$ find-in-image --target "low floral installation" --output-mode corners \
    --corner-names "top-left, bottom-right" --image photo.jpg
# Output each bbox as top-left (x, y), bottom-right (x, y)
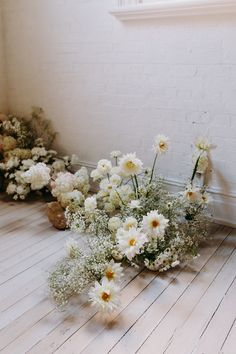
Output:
top-left (0, 108), bottom-right (89, 201)
top-left (49, 135), bottom-right (213, 314)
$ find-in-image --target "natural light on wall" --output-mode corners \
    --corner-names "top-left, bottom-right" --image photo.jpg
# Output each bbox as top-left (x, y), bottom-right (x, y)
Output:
top-left (111, 0), bottom-right (236, 20)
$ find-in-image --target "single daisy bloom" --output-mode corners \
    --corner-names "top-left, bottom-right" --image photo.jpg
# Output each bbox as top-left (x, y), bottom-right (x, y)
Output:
top-left (195, 137), bottom-right (211, 152)
top-left (117, 227), bottom-right (148, 261)
top-left (97, 159), bottom-right (112, 175)
top-left (84, 196), bottom-right (97, 212)
top-left (99, 178), bottom-right (114, 192)
top-left (142, 210), bottom-right (169, 237)
top-left (88, 278), bottom-right (121, 313)
top-left (153, 135), bottom-right (170, 154)
top-left (110, 174), bottom-right (122, 187)
top-left (104, 260), bottom-right (123, 282)
top-left (118, 153), bottom-right (143, 177)
top-left (184, 185), bottom-right (201, 203)
top-left (200, 192), bottom-right (211, 204)
top-left (123, 216), bottom-right (138, 231)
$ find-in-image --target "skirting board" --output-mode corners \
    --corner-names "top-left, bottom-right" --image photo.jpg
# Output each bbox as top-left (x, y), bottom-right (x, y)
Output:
top-left (79, 160), bottom-right (236, 228)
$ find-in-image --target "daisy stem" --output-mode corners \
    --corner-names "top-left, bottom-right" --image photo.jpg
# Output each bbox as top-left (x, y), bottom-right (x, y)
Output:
top-left (131, 176), bottom-right (138, 198)
top-left (115, 189), bottom-right (126, 206)
top-left (134, 174), bottom-right (140, 198)
top-left (149, 153), bottom-right (158, 184)
top-left (191, 152), bottom-right (203, 184)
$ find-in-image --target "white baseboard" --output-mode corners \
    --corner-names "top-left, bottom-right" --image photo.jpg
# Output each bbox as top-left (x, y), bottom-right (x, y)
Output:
top-left (79, 160), bottom-right (236, 228)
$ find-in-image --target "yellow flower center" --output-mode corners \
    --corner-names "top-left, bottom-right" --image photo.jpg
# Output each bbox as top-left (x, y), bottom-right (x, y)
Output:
top-left (126, 160), bottom-right (135, 169)
top-left (105, 270), bottom-right (115, 281)
top-left (159, 142), bottom-right (165, 149)
top-left (129, 238), bottom-right (136, 246)
top-left (188, 191), bottom-right (193, 197)
top-left (152, 220), bottom-right (159, 228)
top-left (101, 291), bottom-right (111, 302)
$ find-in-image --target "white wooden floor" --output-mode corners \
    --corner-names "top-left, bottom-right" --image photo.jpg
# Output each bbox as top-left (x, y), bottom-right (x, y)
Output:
top-left (0, 200), bottom-right (235, 354)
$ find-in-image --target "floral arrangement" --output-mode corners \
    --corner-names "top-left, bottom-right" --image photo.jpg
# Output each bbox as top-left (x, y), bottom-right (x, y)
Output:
top-left (0, 108), bottom-right (83, 200)
top-left (49, 135), bottom-right (213, 314)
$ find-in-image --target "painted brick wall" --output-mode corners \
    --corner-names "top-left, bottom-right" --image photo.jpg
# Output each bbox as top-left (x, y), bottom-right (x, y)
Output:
top-left (1, 0), bottom-right (236, 223)
top-left (0, 1), bottom-right (6, 112)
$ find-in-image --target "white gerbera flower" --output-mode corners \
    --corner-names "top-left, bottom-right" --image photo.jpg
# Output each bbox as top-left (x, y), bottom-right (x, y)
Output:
top-left (88, 278), bottom-right (121, 313)
top-left (65, 238), bottom-right (80, 259)
top-left (123, 216), bottom-right (138, 231)
top-left (118, 153), bottom-right (143, 177)
top-left (23, 162), bottom-right (51, 190)
top-left (97, 159), bottom-right (112, 175)
top-left (184, 185), bottom-right (201, 203)
top-left (110, 150), bottom-right (122, 159)
top-left (153, 135), bottom-right (170, 154)
top-left (104, 260), bottom-right (123, 282)
top-left (108, 217), bottom-right (122, 232)
top-left (142, 210), bottom-right (169, 237)
top-left (84, 196), bottom-right (97, 212)
top-left (117, 227), bottom-right (148, 261)
top-left (195, 137), bottom-right (211, 152)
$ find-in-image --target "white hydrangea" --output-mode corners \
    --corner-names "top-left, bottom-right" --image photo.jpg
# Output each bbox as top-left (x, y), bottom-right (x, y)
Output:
top-left (31, 147), bottom-right (47, 159)
top-left (51, 172), bottom-right (76, 197)
top-left (23, 162), bottom-right (51, 190)
top-left (59, 190), bottom-right (84, 208)
top-left (52, 159), bottom-right (66, 173)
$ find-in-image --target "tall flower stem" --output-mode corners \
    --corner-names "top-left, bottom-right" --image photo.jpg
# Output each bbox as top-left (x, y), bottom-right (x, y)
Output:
top-left (191, 152), bottom-right (203, 184)
top-left (131, 176), bottom-right (138, 198)
top-left (134, 174), bottom-right (140, 198)
top-left (115, 189), bottom-right (126, 206)
top-left (149, 153), bottom-right (158, 184)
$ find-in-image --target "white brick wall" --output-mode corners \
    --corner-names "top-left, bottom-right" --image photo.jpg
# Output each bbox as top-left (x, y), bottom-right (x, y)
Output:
top-left (1, 0), bottom-right (236, 224)
top-left (0, 1), bottom-right (7, 112)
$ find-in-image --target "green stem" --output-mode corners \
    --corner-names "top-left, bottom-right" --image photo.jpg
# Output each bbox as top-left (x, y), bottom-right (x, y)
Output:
top-left (191, 152), bottom-right (203, 184)
top-left (134, 174), bottom-right (140, 198)
top-left (115, 189), bottom-right (126, 206)
top-left (149, 153), bottom-right (158, 184)
top-left (131, 176), bottom-right (137, 197)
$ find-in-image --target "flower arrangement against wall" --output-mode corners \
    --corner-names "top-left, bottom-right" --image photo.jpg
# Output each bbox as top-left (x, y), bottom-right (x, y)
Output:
top-left (49, 134), bottom-right (213, 314)
top-left (0, 108), bottom-right (85, 201)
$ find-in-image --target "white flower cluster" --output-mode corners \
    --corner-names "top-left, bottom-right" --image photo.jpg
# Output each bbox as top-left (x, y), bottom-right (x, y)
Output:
top-left (49, 134), bottom-right (214, 315)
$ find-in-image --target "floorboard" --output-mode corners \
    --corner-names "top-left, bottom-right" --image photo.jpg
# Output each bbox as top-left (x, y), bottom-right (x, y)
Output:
top-left (0, 201), bottom-right (235, 354)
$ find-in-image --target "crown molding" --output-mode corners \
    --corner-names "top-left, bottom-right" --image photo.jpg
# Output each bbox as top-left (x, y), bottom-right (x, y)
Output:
top-left (110, 0), bottom-right (236, 20)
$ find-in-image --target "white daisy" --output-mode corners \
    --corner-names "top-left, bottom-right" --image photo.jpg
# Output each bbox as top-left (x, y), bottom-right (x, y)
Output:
top-left (128, 200), bottom-right (141, 209)
top-left (118, 153), bottom-right (143, 177)
top-left (110, 174), bottom-right (122, 186)
top-left (88, 278), bottom-right (121, 313)
top-left (84, 196), bottom-right (97, 212)
top-left (195, 137), bottom-right (211, 152)
top-left (142, 210), bottom-right (169, 237)
top-left (104, 260), bottom-right (123, 282)
top-left (97, 159), bottom-right (112, 175)
top-left (153, 135), bottom-right (170, 154)
top-left (123, 216), bottom-right (138, 231)
top-left (117, 227), bottom-right (148, 261)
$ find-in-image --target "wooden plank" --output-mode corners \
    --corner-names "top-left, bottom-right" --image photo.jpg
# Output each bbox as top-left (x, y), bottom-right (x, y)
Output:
top-left (1, 267), bottom-right (139, 354)
top-left (163, 249), bottom-right (236, 354)
top-left (192, 277), bottom-right (236, 354)
top-left (76, 228), bottom-right (233, 354)
top-left (135, 230), bottom-right (235, 354)
top-left (220, 319), bottom-right (236, 354)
